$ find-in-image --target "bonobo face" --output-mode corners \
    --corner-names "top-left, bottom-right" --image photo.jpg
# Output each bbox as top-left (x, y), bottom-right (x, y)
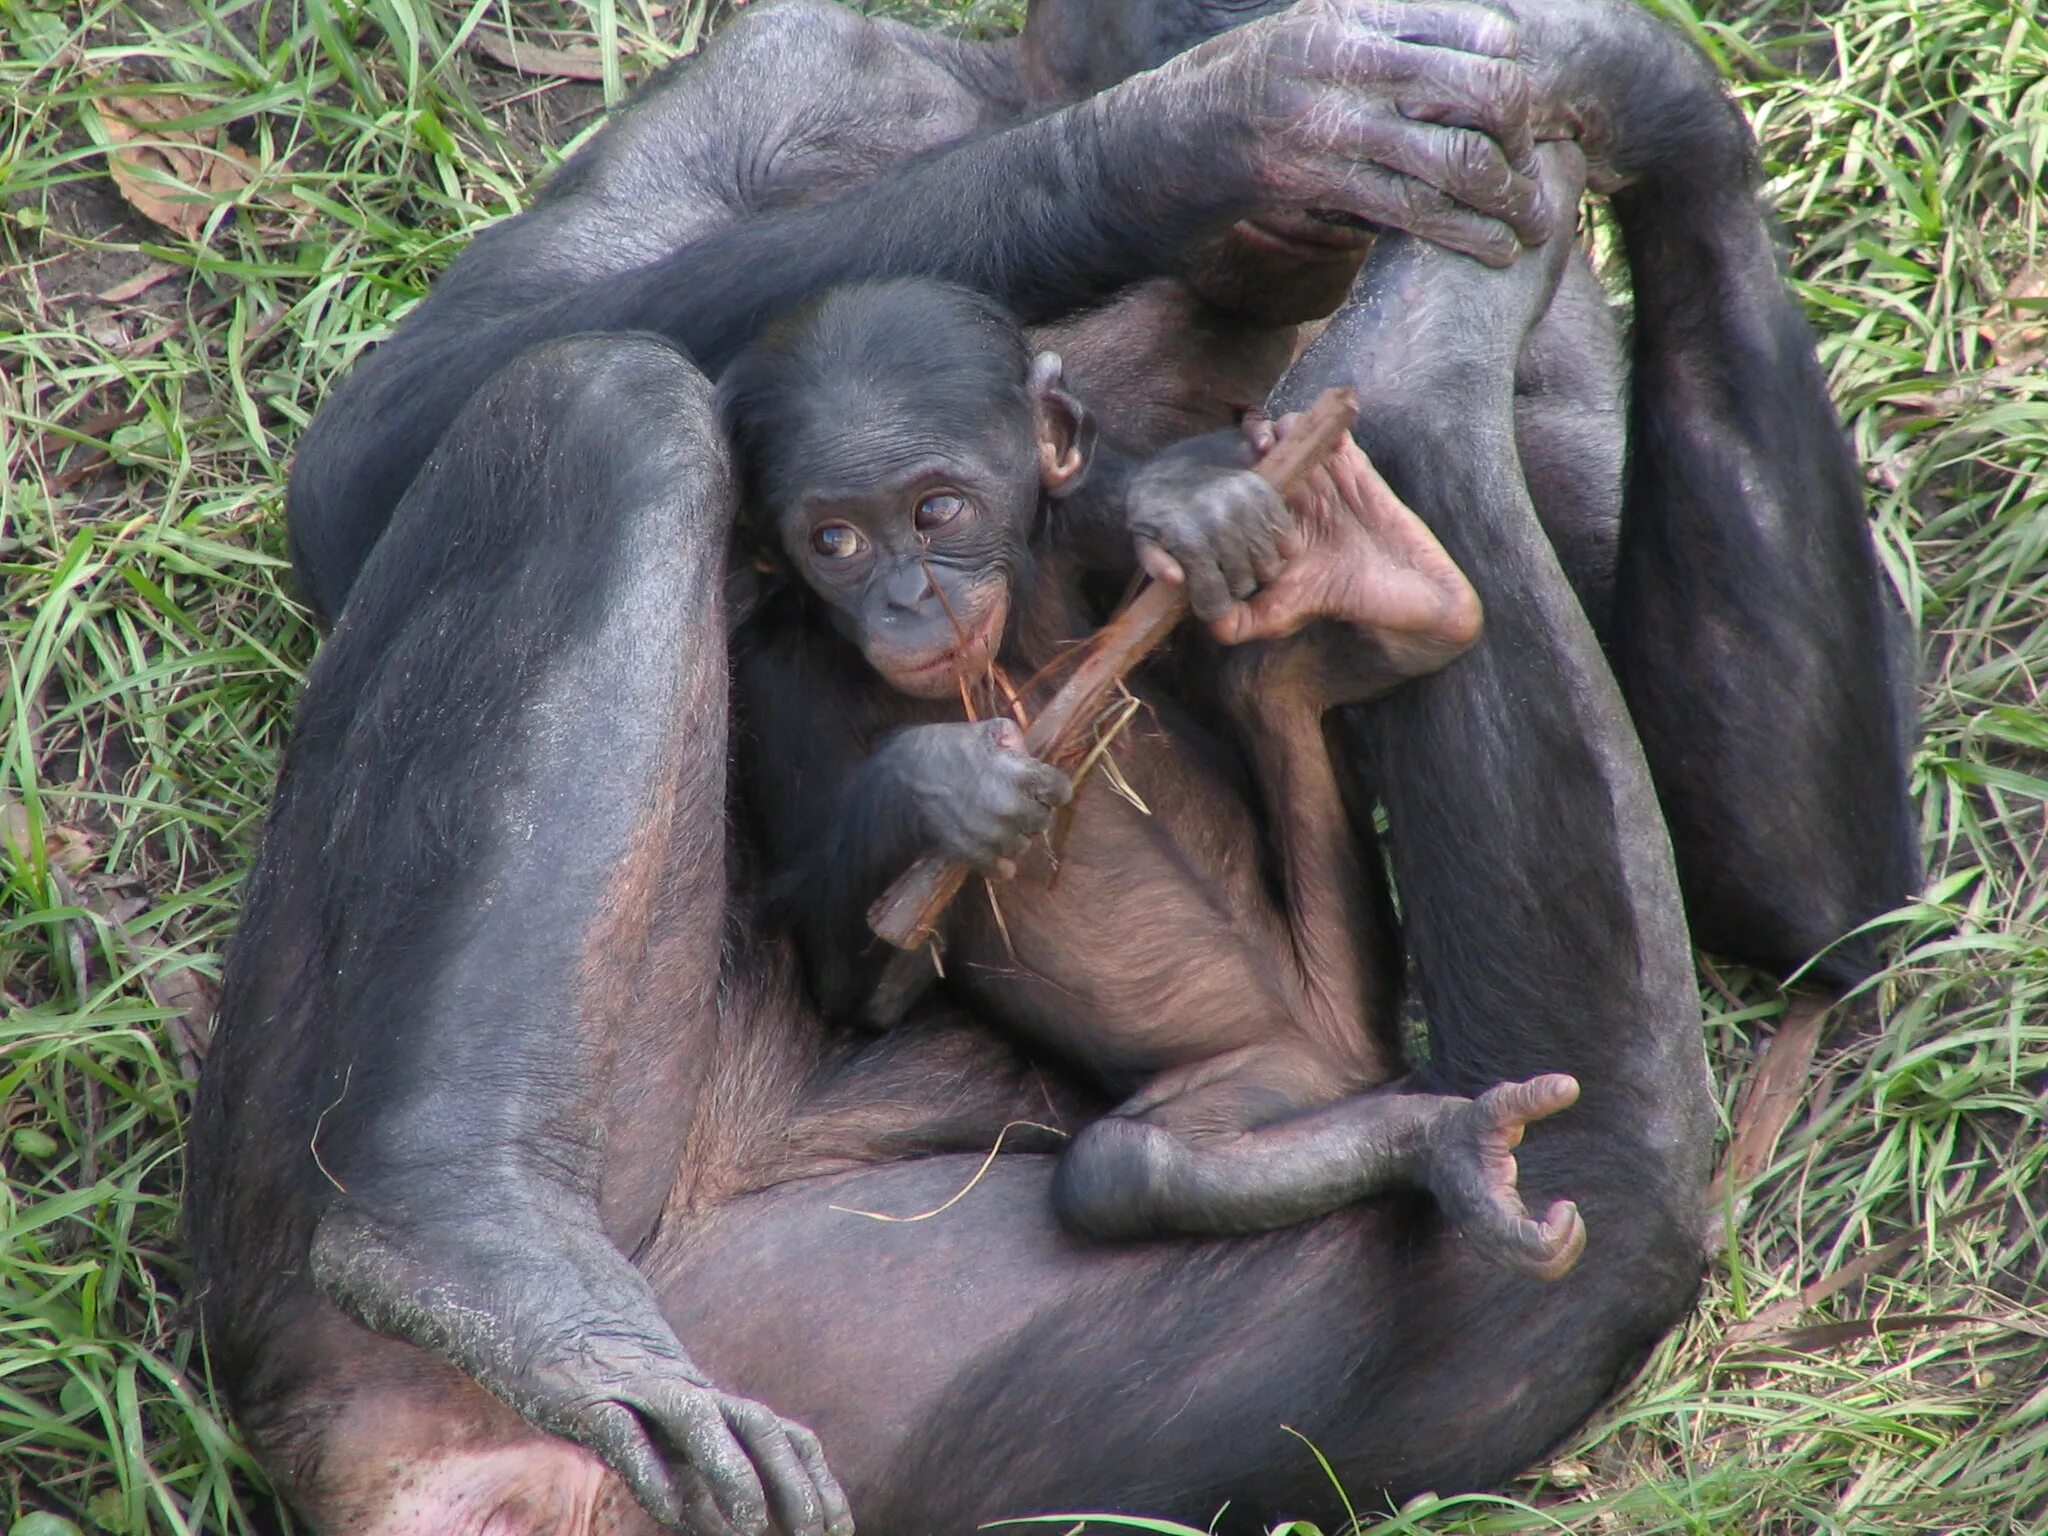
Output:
top-left (722, 281), bottom-right (1094, 701)
top-left (1023, 0), bottom-right (1290, 99)
top-left (774, 427), bottom-right (1034, 699)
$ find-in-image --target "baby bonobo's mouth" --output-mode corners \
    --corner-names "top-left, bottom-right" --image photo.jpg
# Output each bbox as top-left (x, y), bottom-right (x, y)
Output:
top-left (870, 592), bottom-right (1010, 699)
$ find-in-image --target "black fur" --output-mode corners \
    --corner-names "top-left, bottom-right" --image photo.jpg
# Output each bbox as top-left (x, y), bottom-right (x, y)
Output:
top-left (189, 4), bottom-right (1920, 1531)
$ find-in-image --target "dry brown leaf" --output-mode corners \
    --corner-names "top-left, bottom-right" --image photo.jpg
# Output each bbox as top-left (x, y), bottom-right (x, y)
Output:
top-left (0, 797), bottom-right (98, 875)
top-left (92, 90), bottom-right (262, 240)
top-left (97, 260), bottom-right (180, 304)
top-left (471, 31), bottom-right (611, 81)
top-left (1984, 261), bottom-right (2048, 372)
top-left (1706, 990), bottom-right (1829, 1210)
top-left (151, 965), bottom-right (220, 1075)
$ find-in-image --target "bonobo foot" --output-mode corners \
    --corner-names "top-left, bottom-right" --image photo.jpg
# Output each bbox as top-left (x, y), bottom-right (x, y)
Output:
top-left (1422, 1074), bottom-right (1587, 1280)
top-left (1211, 421), bottom-right (1482, 697)
top-left (1274, 142), bottom-right (1590, 430)
top-left (1052, 1068), bottom-right (1584, 1279)
top-left (311, 1206), bottom-right (852, 1536)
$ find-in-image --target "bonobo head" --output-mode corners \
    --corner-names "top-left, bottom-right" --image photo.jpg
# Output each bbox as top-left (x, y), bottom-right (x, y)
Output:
top-left (720, 280), bottom-right (1094, 700)
top-left (1021, 0), bottom-right (1290, 102)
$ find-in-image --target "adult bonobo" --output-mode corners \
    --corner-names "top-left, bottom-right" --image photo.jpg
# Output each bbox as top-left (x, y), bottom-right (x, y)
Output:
top-left (188, 2), bottom-right (1920, 1534)
top-left (722, 277), bottom-right (1582, 1266)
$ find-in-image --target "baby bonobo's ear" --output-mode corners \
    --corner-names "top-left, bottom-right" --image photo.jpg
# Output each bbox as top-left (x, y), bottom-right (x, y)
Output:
top-left (1028, 351), bottom-right (1096, 499)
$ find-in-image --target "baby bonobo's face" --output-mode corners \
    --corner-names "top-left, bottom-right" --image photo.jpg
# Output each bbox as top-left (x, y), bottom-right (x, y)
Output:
top-left (774, 419), bottom-right (1037, 699)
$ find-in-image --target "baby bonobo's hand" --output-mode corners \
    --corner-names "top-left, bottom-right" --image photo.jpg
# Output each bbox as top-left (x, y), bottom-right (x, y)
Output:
top-left (881, 720), bottom-right (1071, 881)
top-left (1209, 411), bottom-right (1482, 672)
top-left (1126, 432), bottom-right (1294, 626)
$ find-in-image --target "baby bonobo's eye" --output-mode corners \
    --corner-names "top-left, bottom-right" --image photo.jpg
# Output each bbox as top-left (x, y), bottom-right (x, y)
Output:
top-left (810, 522), bottom-right (863, 561)
top-left (913, 493), bottom-right (966, 531)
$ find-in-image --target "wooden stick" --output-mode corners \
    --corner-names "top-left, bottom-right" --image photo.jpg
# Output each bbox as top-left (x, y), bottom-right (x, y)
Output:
top-left (865, 386), bottom-right (1360, 965)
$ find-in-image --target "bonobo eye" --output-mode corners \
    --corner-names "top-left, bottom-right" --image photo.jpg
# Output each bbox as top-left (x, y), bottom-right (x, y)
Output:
top-left (810, 522), bottom-right (864, 560)
top-left (913, 493), bottom-right (967, 531)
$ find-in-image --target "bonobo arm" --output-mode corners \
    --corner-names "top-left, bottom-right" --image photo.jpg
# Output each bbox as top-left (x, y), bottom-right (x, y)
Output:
top-left (737, 621), bottom-right (1069, 1018)
top-left (271, 339), bottom-right (850, 1536)
top-left (290, 0), bottom-right (1552, 620)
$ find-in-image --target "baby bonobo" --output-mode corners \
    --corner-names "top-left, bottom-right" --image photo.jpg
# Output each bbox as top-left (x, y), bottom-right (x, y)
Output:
top-left (723, 279), bottom-right (1585, 1278)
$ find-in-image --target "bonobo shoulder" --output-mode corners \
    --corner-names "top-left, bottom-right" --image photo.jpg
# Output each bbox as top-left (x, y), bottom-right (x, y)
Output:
top-left (651, 0), bottom-right (966, 94)
top-left (703, 0), bottom-right (871, 60)
top-left (559, 0), bottom-right (999, 218)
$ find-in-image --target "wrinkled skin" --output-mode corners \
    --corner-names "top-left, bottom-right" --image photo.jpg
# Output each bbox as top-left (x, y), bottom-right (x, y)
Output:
top-left (187, 1), bottom-right (1920, 1532)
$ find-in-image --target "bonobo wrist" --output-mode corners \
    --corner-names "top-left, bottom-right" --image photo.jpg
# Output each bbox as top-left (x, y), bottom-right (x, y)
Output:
top-left (1078, 59), bottom-right (1250, 246)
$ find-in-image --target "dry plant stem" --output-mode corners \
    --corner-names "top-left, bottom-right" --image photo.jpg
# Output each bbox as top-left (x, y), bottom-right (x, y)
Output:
top-left (866, 386), bottom-right (1360, 953)
top-left (1709, 989), bottom-right (1831, 1208)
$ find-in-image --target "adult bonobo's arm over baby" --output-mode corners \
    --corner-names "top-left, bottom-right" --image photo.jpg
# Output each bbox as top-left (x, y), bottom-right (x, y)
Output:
top-left (288, 0), bottom-right (1552, 619)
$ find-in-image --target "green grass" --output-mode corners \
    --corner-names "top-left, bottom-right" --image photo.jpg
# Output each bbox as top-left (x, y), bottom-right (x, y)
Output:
top-left (2, 0), bottom-right (2044, 1530)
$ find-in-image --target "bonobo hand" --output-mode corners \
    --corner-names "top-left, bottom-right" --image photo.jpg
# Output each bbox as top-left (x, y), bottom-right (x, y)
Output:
top-left (1126, 432), bottom-right (1294, 626)
top-left (1112, 0), bottom-right (1551, 267)
top-left (878, 720), bottom-right (1072, 880)
top-left (312, 1202), bottom-right (851, 1536)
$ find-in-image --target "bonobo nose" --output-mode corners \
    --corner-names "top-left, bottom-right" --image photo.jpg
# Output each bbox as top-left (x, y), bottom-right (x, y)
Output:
top-left (884, 564), bottom-right (936, 611)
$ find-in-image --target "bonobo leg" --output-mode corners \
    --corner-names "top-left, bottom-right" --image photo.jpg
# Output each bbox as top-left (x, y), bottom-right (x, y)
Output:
top-left (191, 335), bottom-right (848, 1536)
top-left (1513, 249), bottom-right (1625, 636)
top-left (1267, 140), bottom-right (1714, 1148)
top-left (1487, 0), bottom-right (1921, 984)
top-left (641, 149), bottom-right (1718, 1534)
top-left (1052, 1050), bottom-right (1588, 1278)
top-left (1048, 440), bottom-right (1583, 1277)
top-left (1605, 170), bottom-right (1920, 984)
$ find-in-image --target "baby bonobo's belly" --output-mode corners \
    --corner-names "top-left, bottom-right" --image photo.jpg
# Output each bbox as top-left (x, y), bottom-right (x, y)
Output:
top-left (948, 694), bottom-right (1358, 1093)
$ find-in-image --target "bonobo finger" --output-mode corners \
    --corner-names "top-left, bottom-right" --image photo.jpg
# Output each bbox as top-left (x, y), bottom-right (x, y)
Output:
top-left (1394, 44), bottom-right (1538, 177)
top-left (1022, 760), bottom-right (1074, 808)
top-left (665, 1389), bottom-right (772, 1536)
top-left (1341, 163), bottom-right (1521, 266)
top-left (1248, 526), bottom-right (1288, 587)
top-left (1136, 541), bottom-right (1184, 588)
top-left (1480, 1074), bottom-right (1582, 1134)
top-left (719, 1395), bottom-right (830, 1536)
top-left (1215, 530), bottom-right (1260, 602)
top-left (1368, 0), bottom-right (1518, 59)
top-left (785, 1422), bottom-right (855, 1536)
top-left (1182, 555), bottom-right (1236, 625)
top-left (1371, 121), bottom-right (1547, 245)
top-left (1497, 1198), bottom-right (1587, 1282)
top-left (575, 1400), bottom-right (697, 1532)
top-left (1240, 485), bottom-right (1291, 580)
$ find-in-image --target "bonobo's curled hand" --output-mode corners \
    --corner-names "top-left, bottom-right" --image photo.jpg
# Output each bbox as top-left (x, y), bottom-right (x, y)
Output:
top-left (1126, 432), bottom-right (1294, 625)
top-left (1107, 0), bottom-right (1551, 266)
top-left (878, 720), bottom-right (1072, 881)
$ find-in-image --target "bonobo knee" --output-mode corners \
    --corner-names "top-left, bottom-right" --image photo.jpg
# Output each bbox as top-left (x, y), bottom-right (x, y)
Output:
top-left (1050, 1118), bottom-right (1186, 1242)
top-left (504, 332), bottom-right (729, 494)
